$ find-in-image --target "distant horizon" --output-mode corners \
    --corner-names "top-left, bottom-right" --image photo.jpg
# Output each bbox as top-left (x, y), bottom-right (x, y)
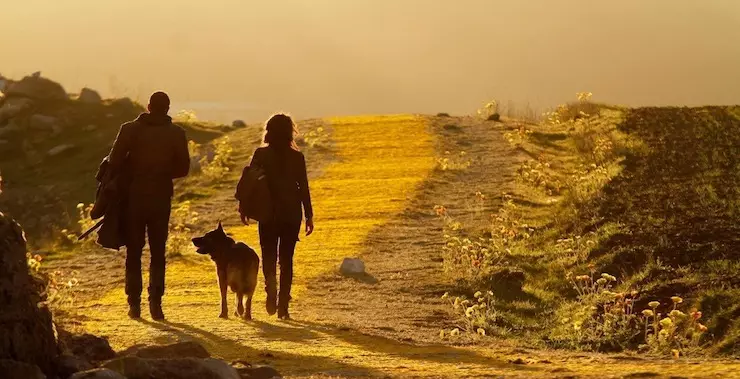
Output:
top-left (3, 0), bottom-right (739, 123)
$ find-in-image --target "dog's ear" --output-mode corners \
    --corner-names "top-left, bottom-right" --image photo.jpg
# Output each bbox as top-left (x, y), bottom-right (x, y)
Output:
top-left (217, 221), bottom-right (223, 232)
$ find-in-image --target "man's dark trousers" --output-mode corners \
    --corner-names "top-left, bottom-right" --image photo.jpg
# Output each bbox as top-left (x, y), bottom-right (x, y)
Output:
top-left (125, 194), bottom-right (171, 305)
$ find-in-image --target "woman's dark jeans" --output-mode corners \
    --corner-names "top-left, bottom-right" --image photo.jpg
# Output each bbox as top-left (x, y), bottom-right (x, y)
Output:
top-left (258, 221), bottom-right (301, 307)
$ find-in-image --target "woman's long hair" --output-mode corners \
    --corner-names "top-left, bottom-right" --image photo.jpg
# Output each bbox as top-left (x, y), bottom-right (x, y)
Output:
top-left (263, 113), bottom-right (299, 151)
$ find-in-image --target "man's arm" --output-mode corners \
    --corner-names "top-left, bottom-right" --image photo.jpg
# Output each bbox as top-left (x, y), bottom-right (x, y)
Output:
top-left (108, 122), bottom-right (133, 174)
top-left (172, 127), bottom-right (190, 179)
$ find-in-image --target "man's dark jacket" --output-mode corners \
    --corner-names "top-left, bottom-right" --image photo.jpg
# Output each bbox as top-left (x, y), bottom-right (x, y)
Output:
top-left (93, 113), bottom-right (190, 249)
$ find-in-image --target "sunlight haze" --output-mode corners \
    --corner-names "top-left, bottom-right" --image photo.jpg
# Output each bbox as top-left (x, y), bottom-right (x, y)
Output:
top-left (2, 0), bottom-right (739, 122)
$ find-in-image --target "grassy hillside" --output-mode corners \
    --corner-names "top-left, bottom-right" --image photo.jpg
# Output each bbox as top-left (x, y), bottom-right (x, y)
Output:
top-left (437, 100), bottom-right (740, 356)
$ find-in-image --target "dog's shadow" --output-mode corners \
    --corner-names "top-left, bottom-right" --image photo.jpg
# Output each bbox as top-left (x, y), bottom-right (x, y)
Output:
top-left (138, 317), bottom-right (320, 344)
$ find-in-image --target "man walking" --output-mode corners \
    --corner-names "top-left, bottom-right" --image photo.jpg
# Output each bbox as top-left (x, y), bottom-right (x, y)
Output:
top-left (107, 91), bottom-right (190, 320)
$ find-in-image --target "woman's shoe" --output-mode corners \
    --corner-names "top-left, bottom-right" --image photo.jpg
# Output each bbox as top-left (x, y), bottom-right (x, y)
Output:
top-left (266, 294), bottom-right (277, 316)
top-left (277, 300), bottom-right (290, 320)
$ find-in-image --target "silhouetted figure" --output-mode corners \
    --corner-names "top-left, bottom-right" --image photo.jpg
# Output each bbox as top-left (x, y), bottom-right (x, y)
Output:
top-left (245, 114), bottom-right (313, 320)
top-left (107, 91), bottom-right (190, 320)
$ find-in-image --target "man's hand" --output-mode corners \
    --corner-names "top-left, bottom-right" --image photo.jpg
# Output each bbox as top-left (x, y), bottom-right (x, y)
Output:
top-left (240, 214), bottom-right (250, 226)
top-left (305, 218), bottom-right (314, 236)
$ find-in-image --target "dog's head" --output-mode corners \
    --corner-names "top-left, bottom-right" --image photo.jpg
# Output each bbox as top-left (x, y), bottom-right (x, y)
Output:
top-left (191, 222), bottom-right (235, 257)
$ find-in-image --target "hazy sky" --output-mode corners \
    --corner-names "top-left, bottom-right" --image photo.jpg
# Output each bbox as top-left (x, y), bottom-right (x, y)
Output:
top-left (2, 1), bottom-right (739, 122)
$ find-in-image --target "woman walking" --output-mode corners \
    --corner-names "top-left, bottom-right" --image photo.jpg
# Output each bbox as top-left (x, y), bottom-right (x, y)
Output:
top-left (245, 114), bottom-right (314, 319)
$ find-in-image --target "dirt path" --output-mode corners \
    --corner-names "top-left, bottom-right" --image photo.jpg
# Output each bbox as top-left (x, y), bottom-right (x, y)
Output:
top-left (63, 115), bottom-right (740, 378)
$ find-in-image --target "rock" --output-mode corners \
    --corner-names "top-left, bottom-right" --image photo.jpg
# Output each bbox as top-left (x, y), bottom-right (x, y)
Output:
top-left (110, 97), bottom-right (137, 111)
top-left (47, 144), bottom-right (75, 157)
top-left (78, 88), bottom-right (102, 104)
top-left (29, 114), bottom-right (60, 132)
top-left (69, 368), bottom-right (127, 379)
top-left (0, 214), bottom-right (59, 376)
top-left (104, 356), bottom-right (240, 379)
top-left (57, 354), bottom-right (94, 378)
top-left (234, 365), bottom-right (282, 379)
top-left (339, 258), bottom-right (365, 276)
top-left (201, 359), bottom-right (241, 379)
top-left (58, 333), bottom-right (116, 363)
top-left (0, 359), bottom-right (46, 379)
top-left (0, 123), bottom-right (21, 138)
top-left (5, 75), bottom-right (67, 100)
top-left (232, 120), bottom-right (247, 128)
top-left (0, 97), bottom-right (34, 123)
top-left (119, 341), bottom-right (210, 359)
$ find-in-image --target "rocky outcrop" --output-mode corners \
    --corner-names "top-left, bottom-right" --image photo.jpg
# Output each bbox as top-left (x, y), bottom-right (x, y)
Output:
top-left (4, 75), bottom-right (67, 101)
top-left (232, 120), bottom-right (247, 128)
top-left (0, 213), bottom-right (59, 376)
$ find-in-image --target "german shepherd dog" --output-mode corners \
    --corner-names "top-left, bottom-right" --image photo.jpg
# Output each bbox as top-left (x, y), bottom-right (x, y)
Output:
top-left (192, 223), bottom-right (259, 320)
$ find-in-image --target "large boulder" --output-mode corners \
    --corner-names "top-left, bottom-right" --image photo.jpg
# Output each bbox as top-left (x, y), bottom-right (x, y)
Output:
top-left (118, 341), bottom-right (210, 359)
top-left (0, 359), bottom-right (46, 379)
top-left (69, 368), bottom-right (126, 379)
top-left (104, 356), bottom-right (240, 379)
top-left (5, 75), bottom-right (67, 101)
top-left (0, 213), bottom-right (59, 376)
top-left (0, 97), bottom-right (34, 124)
top-left (78, 88), bottom-right (102, 104)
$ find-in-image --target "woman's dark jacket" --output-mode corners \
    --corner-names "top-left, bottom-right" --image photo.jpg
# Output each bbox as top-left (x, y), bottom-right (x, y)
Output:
top-left (249, 146), bottom-right (313, 225)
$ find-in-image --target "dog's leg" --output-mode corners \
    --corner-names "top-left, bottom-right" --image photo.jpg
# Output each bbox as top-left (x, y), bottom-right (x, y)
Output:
top-left (218, 268), bottom-right (228, 319)
top-left (235, 292), bottom-right (244, 317)
top-left (245, 293), bottom-right (253, 320)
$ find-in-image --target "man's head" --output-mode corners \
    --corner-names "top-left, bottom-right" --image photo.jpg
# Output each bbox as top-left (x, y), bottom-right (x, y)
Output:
top-left (147, 91), bottom-right (170, 115)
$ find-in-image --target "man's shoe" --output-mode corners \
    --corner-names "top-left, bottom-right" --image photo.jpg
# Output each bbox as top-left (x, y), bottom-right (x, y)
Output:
top-left (128, 303), bottom-right (141, 319)
top-left (266, 294), bottom-right (277, 316)
top-left (149, 301), bottom-right (165, 321)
